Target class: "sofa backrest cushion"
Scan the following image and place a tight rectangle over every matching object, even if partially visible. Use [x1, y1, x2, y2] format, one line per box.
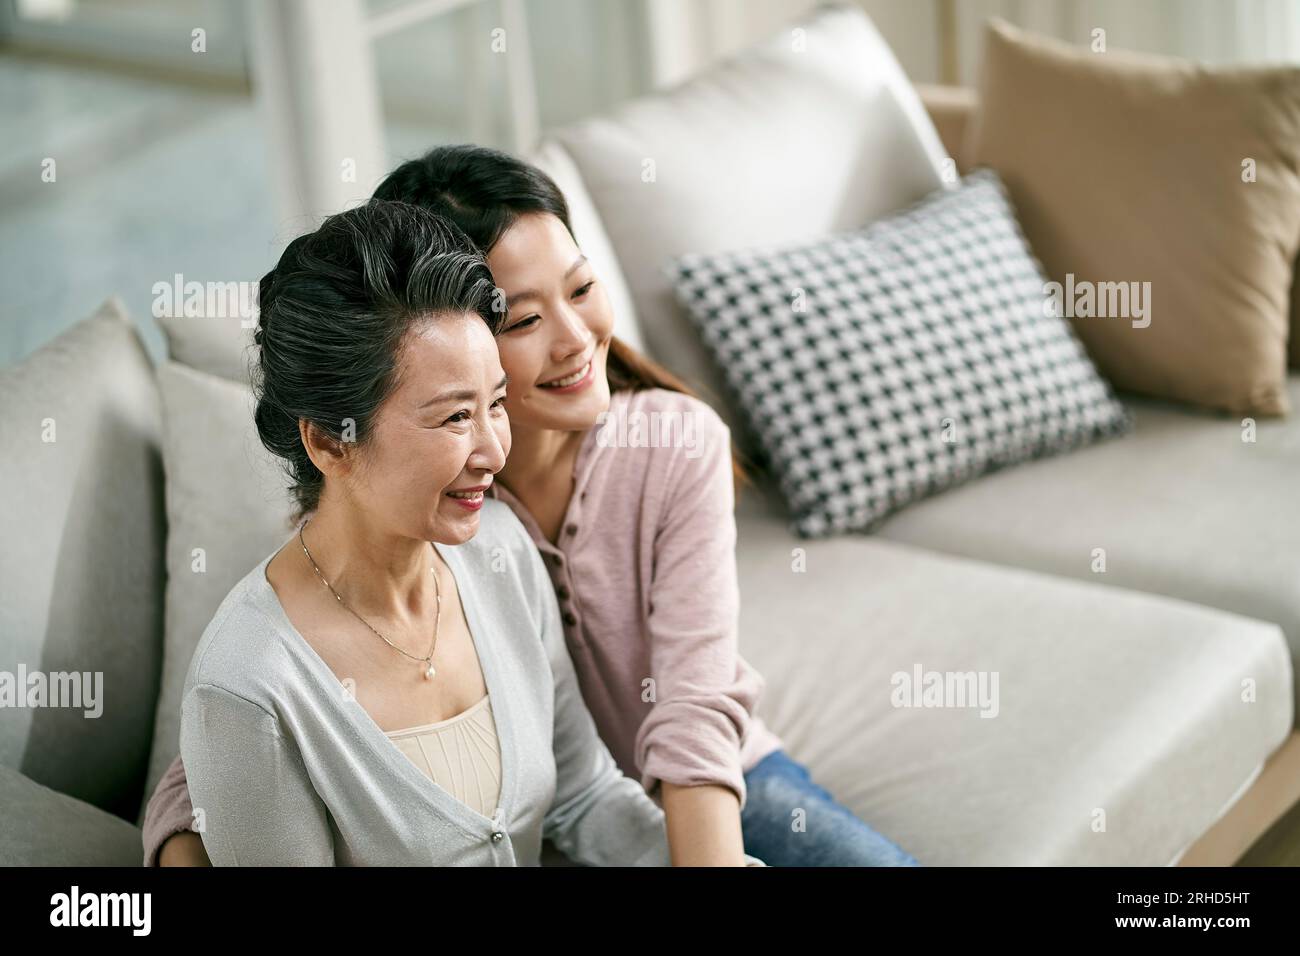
[553, 4, 951, 431]
[138, 361, 295, 818]
[156, 314, 257, 385]
[0, 299, 165, 821]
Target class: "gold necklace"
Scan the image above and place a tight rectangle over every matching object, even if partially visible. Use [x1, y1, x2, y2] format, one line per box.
[298, 518, 443, 680]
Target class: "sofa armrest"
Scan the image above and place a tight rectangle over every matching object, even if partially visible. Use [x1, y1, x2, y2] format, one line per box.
[0, 766, 144, 865]
[915, 83, 979, 174]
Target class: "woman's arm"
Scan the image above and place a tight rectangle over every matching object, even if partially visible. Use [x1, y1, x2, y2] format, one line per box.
[180, 682, 335, 866]
[660, 782, 746, 866]
[157, 831, 210, 867]
[142, 754, 209, 866]
[632, 402, 762, 866]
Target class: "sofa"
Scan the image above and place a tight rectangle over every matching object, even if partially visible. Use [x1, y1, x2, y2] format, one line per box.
[2, 5, 1297, 866]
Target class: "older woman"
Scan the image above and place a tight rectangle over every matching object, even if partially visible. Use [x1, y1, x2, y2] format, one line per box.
[177, 199, 671, 865]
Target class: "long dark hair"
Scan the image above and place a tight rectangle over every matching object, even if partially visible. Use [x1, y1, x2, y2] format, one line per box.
[373, 144, 749, 490]
[253, 199, 500, 525]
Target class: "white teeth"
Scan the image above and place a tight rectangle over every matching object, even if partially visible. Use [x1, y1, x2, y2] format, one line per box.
[541, 362, 589, 388]
[448, 490, 484, 499]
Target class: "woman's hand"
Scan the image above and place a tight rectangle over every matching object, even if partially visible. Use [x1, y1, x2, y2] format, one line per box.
[157, 831, 212, 867]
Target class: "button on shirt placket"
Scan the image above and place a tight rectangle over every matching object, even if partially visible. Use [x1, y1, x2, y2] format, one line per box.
[547, 547, 579, 634]
[548, 515, 582, 638]
[487, 807, 513, 863]
[490, 453, 591, 647]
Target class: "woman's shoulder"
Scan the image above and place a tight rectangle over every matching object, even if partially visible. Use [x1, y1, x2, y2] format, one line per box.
[182, 554, 296, 708]
[595, 388, 731, 471]
[613, 387, 728, 431]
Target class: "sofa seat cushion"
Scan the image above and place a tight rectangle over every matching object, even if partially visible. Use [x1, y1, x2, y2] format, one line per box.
[734, 493, 1291, 864]
[875, 375, 1300, 724]
[0, 766, 144, 866]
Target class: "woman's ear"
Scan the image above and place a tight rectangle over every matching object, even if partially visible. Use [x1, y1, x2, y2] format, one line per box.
[299, 418, 355, 479]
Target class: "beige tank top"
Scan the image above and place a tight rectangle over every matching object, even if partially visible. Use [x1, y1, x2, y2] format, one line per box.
[384, 694, 502, 818]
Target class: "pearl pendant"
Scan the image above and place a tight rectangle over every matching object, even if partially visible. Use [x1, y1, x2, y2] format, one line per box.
[424, 663, 436, 680]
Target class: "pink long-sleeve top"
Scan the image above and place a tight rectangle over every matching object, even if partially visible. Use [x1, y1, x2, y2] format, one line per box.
[141, 386, 783, 865]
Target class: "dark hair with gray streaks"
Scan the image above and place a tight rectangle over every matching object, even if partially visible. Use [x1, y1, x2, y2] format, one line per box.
[252, 199, 500, 524]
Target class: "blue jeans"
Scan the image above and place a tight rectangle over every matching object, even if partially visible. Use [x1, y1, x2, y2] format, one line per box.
[741, 749, 920, 866]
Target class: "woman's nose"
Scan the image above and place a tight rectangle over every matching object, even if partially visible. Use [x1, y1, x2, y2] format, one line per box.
[472, 416, 509, 473]
[552, 303, 591, 359]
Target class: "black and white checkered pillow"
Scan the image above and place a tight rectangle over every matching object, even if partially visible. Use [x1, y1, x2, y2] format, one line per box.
[670, 169, 1133, 538]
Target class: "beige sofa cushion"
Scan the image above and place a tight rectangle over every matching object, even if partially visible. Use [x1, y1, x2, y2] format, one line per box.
[968, 19, 1300, 416]
[735, 489, 1292, 864]
[0, 766, 144, 866]
[877, 375, 1300, 724]
[0, 299, 165, 823]
[140, 362, 295, 806]
[554, 4, 950, 435]
[156, 314, 257, 384]
[923, 78, 1300, 373]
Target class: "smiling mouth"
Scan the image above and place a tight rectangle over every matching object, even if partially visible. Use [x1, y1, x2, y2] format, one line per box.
[539, 360, 592, 388]
[446, 483, 489, 501]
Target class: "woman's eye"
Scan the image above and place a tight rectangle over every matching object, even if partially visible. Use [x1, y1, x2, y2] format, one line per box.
[444, 410, 470, 425]
[506, 315, 539, 333]
[572, 281, 595, 299]
[491, 395, 507, 409]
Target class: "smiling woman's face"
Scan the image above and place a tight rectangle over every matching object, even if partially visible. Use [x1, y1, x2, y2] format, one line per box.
[486, 212, 615, 433]
[346, 312, 511, 546]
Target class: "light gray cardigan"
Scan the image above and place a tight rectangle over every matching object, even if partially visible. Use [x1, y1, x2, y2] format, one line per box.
[179, 500, 671, 866]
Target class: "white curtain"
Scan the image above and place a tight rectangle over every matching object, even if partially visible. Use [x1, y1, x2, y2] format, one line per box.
[641, 0, 819, 89]
[640, 0, 1300, 90]
[946, 0, 1300, 85]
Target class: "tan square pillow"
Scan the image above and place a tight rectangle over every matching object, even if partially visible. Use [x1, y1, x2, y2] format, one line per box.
[968, 19, 1300, 416]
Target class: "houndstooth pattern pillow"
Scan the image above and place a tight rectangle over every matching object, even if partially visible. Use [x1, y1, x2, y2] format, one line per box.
[670, 169, 1133, 538]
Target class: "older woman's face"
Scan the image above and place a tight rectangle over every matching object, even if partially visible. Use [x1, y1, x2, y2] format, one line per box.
[349, 312, 510, 545]
[487, 212, 615, 433]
